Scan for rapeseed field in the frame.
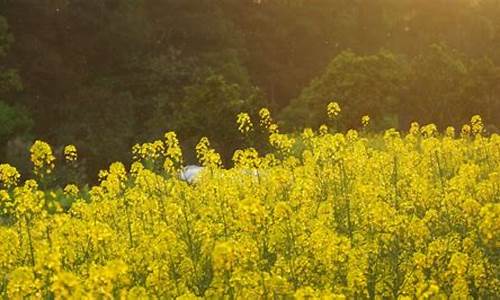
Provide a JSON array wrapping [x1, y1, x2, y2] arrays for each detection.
[[0, 105, 498, 299]]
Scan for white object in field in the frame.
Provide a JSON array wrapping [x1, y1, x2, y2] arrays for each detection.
[[179, 165, 264, 184], [180, 165, 204, 183]]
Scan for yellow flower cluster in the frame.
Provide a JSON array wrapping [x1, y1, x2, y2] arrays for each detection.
[[421, 123, 438, 138], [361, 115, 370, 127], [327, 101, 341, 120], [0, 111, 498, 299], [29, 140, 55, 177], [259, 108, 279, 134], [236, 112, 253, 134], [131, 132, 183, 174], [319, 124, 328, 135], [164, 131, 183, 173], [196, 137, 222, 168], [0, 163, 20, 189], [132, 140, 165, 162], [232, 148, 260, 169], [446, 126, 456, 138], [63, 144, 78, 162], [461, 124, 472, 138], [63, 184, 79, 197], [471, 115, 484, 135], [259, 108, 272, 128], [269, 132, 296, 155]]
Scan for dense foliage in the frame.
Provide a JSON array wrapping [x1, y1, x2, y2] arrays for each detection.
[[0, 104, 498, 298], [0, 0, 500, 175], [1, 2, 498, 297]]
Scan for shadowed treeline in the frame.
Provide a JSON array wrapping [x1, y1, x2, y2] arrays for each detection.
[[0, 0, 499, 178]]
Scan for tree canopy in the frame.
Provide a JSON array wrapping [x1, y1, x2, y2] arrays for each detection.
[[0, 0, 499, 176]]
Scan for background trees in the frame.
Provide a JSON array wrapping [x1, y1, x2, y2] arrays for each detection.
[[0, 0, 499, 176], [0, 16, 31, 161], [283, 50, 406, 130]]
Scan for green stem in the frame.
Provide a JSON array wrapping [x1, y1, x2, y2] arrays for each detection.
[[125, 204, 134, 248], [25, 216, 36, 267], [340, 160, 353, 240], [392, 155, 399, 210]]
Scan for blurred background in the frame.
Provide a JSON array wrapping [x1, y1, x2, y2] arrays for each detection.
[[0, 0, 499, 179]]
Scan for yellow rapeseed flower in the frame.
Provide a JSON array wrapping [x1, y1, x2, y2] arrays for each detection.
[[327, 101, 341, 120], [30, 140, 55, 177], [63, 144, 78, 162], [236, 112, 253, 134], [361, 115, 370, 127], [0, 164, 20, 189]]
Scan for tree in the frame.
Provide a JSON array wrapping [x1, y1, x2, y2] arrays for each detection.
[[221, 0, 340, 109], [58, 85, 136, 179], [2, 0, 257, 174], [0, 16, 31, 160], [402, 44, 468, 127], [462, 57, 500, 129], [0, 102, 32, 148], [170, 74, 263, 164], [0, 16, 22, 102], [1, 0, 499, 175], [283, 50, 406, 130]]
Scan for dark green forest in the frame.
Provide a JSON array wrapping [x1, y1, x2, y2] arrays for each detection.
[[0, 0, 499, 178]]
